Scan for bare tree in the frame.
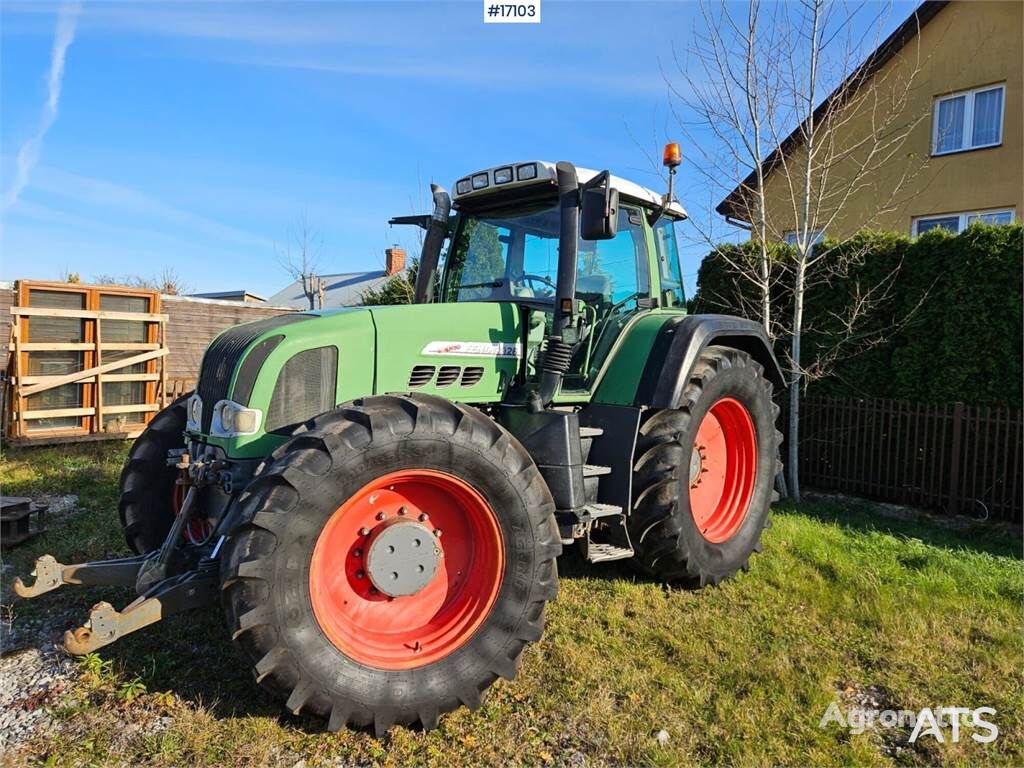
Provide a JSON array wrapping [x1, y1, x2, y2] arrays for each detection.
[[667, 0, 790, 337], [277, 214, 326, 310], [91, 267, 192, 295], [675, 0, 931, 500]]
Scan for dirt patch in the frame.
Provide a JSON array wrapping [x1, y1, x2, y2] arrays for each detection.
[[833, 682, 941, 764], [0, 495, 82, 752]]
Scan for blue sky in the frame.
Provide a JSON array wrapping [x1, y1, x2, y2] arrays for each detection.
[[1, 1, 914, 298]]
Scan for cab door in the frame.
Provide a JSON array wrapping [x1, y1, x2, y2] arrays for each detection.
[[561, 204, 653, 392]]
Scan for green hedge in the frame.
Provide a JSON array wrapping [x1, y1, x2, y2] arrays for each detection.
[[690, 224, 1023, 407]]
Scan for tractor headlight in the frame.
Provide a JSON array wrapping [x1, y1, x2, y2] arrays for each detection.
[[186, 393, 203, 431], [471, 173, 489, 190], [456, 178, 471, 195], [516, 163, 537, 181], [211, 400, 262, 437], [494, 166, 513, 184]]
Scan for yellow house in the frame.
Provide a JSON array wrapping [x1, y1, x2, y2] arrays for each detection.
[[716, 0, 1022, 241]]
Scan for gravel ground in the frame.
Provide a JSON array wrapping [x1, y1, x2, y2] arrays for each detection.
[[0, 495, 81, 753]]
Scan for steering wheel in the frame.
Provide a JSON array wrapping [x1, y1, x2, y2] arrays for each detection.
[[520, 273, 557, 294]]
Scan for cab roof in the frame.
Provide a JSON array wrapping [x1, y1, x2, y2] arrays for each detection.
[[453, 161, 688, 220]]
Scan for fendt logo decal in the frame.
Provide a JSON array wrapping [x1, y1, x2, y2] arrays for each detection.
[[421, 341, 522, 358]]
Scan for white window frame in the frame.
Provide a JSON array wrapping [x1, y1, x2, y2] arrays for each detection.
[[931, 83, 1006, 156], [782, 229, 824, 247], [911, 208, 1016, 236]]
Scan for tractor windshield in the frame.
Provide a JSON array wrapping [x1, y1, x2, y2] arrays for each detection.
[[441, 201, 650, 310]]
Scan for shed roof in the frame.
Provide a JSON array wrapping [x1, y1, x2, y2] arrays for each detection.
[[267, 270, 404, 309]]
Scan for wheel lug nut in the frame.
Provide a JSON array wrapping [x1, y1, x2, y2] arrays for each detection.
[[434, 529, 443, 538], [418, 512, 429, 522], [355, 570, 365, 579], [376, 511, 386, 521], [398, 506, 407, 516], [369, 586, 378, 594], [353, 548, 362, 558], [359, 527, 370, 536]]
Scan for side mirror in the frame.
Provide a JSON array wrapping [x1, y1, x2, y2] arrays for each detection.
[[580, 186, 619, 240]]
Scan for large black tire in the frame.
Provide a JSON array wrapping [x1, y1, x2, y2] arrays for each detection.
[[220, 393, 560, 735], [628, 346, 781, 585], [118, 394, 190, 554]]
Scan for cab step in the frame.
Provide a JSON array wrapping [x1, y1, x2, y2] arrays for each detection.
[[586, 542, 635, 563], [579, 426, 603, 464], [585, 502, 622, 519], [555, 503, 623, 544]]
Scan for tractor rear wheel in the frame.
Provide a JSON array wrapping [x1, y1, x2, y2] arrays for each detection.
[[118, 394, 191, 554], [220, 393, 560, 735], [628, 346, 781, 585]]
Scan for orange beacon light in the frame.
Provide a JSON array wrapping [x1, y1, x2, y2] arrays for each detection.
[[663, 142, 682, 168]]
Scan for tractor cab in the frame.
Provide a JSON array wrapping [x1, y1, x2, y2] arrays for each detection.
[[401, 155, 689, 396]]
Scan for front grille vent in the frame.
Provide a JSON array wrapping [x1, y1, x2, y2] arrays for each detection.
[[196, 313, 309, 431], [265, 346, 338, 433], [408, 365, 436, 388], [436, 366, 461, 387], [460, 366, 484, 387]]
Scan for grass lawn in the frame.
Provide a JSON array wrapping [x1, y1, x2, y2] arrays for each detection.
[[1, 441, 1021, 767]]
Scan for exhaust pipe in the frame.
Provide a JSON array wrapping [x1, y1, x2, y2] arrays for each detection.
[[414, 184, 452, 304], [533, 161, 579, 410]]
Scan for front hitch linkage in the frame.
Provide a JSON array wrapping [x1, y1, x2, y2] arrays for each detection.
[[13, 453, 223, 654]]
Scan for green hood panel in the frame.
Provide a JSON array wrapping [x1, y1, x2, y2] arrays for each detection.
[[195, 302, 522, 458], [367, 302, 522, 397]]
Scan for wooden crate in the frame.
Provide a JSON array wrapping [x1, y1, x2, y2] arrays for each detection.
[[4, 280, 170, 445]]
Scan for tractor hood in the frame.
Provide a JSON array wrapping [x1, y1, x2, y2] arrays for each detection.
[[189, 302, 525, 459]]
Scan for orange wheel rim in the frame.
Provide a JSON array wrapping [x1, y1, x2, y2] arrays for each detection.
[[688, 397, 758, 543], [308, 469, 504, 670]]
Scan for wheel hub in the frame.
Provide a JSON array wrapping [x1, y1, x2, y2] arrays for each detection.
[[689, 445, 705, 487], [364, 519, 442, 597]]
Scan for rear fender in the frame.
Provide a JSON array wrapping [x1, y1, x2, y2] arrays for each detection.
[[634, 314, 784, 408]]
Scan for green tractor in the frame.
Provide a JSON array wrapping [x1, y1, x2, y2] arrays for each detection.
[[16, 147, 783, 735]]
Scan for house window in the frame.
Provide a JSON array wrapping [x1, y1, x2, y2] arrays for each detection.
[[782, 229, 824, 247], [932, 84, 1005, 155], [912, 208, 1015, 236]]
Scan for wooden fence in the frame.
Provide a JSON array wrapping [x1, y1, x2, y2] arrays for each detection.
[[798, 396, 1023, 522]]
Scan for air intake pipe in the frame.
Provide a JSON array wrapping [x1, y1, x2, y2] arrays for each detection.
[[532, 161, 579, 410], [414, 184, 452, 304]]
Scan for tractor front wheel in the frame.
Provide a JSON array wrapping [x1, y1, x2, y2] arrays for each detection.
[[118, 394, 191, 554], [628, 346, 781, 585], [220, 394, 559, 735]]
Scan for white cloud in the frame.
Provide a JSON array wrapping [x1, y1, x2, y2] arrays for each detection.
[[2, 2, 81, 210], [25, 166, 275, 252], [2, 1, 402, 47], [222, 53, 669, 95]]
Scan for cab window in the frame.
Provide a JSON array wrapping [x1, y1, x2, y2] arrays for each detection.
[[653, 218, 685, 307], [442, 201, 651, 307], [576, 206, 649, 309]]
